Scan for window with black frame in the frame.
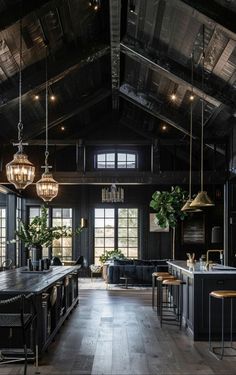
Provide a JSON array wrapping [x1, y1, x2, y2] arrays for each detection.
[[95, 152, 137, 169], [94, 207, 139, 264], [0, 208, 6, 265]]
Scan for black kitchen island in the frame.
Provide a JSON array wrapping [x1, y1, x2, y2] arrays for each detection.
[[168, 260, 236, 341], [0, 266, 80, 357]]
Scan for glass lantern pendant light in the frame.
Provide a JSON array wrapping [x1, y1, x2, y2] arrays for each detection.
[[190, 25, 214, 209], [6, 19, 35, 189], [36, 46, 58, 202]]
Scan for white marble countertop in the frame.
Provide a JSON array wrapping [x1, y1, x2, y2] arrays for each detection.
[[167, 260, 236, 275]]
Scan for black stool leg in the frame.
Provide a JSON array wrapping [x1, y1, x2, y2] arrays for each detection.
[[231, 298, 233, 349], [221, 298, 224, 360], [209, 295, 212, 352], [152, 275, 155, 309]]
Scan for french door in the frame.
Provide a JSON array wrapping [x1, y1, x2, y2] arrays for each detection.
[[94, 207, 139, 264]]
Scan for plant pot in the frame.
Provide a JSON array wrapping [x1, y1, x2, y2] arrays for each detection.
[[29, 245, 42, 271]]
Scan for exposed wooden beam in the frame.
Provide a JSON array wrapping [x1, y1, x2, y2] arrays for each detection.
[[0, 170, 226, 185]]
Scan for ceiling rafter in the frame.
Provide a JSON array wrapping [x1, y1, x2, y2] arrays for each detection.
[[109, 0, 121, 110]]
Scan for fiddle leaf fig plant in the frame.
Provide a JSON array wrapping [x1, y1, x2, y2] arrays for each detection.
[[150, 186, 188, 228], [9, 206, 83, 248]]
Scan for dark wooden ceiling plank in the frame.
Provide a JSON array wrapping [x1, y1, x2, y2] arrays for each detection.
[[25, 88, 111, 140], [0, 0, 64, 32], [178, 0, 236, 36], [0, 44, 110, 113], [119, 84, 194, 138], [121, 41, 229, 108]]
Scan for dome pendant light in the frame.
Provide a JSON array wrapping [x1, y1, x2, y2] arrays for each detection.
[[190, 26, 214, 209], [36, 46, 58, 202], [181, 54, 201, 212], [6, 19, 35, 189]]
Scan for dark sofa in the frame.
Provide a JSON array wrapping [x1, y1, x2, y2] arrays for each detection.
[[107, 259, 168, 285]]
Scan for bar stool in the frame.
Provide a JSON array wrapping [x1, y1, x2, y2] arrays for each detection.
[[160, 279, 185, 328], [209, 290, 236, 360], [152, 272, 170, 308], [156, 275, 177, 316]]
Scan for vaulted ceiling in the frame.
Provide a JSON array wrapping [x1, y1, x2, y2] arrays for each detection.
[[0, 0, 235, 182]]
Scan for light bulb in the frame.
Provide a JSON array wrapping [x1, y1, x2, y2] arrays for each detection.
[[170, 93, 176, 101]]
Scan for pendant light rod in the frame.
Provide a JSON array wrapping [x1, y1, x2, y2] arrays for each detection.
[[200, 24, 205, 192], [189, 53, 193, 199], [45, 45, 49, 171], [5, 14, 35, 190]]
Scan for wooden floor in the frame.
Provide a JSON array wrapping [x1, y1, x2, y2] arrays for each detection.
[[2, 288, 236, 375]]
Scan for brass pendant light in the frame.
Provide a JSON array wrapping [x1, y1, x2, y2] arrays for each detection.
[[36, 46, 59, 202], [6, 19, 35, 190], [181, 54, 201, 212], [190, 25, 214, 209]]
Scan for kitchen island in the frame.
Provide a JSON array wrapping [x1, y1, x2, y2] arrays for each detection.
[[167, 260, 236, 340], [0, 266, 80, 356]]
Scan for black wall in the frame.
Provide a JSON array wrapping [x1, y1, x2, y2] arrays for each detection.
[[21, 183, 224, 266]]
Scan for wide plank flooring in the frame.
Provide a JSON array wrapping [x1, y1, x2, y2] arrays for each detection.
[[2, 288, 236, 375]]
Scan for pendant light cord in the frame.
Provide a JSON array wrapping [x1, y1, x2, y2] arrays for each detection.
[[18, 18, 23, 152], [45, 45, 49, 171], [189, 55, 193, 199], [201, 25, 205, 191]]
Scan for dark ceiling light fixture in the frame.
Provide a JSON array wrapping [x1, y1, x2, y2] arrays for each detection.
[[49, 86, 56, 102], [129, 0, 135, 13], [36, 46, 59, 202], [89, 0, 101, 11], [170, 92, 177, 101], [181, 53, 201, 213], [6, 18, 35, 190], [190, 25, 214, 209]]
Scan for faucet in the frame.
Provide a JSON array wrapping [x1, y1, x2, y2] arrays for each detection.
[[206, 249, 224, 264]]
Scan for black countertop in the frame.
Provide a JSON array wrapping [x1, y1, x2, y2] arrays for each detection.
[[0, 266, 80, 294]]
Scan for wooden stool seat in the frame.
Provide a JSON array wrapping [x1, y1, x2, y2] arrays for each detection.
[[152, 272, 170, 277], [210, 290, 236, 299], [157, 275, 176, 282], [163, 279, 184, 286]]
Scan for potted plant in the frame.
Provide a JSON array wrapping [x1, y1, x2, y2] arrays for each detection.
[[150, 186, 188, 259], [9, 206, 83, 269], [99, 249, 126, 264]]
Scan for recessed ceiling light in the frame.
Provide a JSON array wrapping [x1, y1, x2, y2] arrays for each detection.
[[60, 126, 65, 131], [162, 125, 167, 131], [170, 93, 176, 101], [189, 94, 194, 101], [50, 95, 56, 101], [34, 94, 40, 100]]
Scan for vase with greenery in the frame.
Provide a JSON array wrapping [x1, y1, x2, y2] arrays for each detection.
[[99, 249, 126, 264], [150, 186, 188, 259], [9, 206, 83, 267]]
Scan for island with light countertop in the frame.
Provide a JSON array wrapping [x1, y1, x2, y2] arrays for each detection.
[[167, 260, 236, 340]]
